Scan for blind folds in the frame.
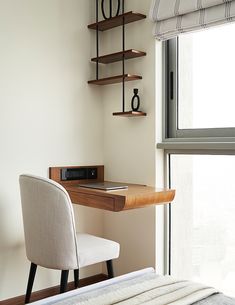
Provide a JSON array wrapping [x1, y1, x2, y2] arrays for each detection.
[[149, 0, 235, 40]]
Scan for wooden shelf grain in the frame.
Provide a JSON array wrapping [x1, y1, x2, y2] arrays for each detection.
[[66, 183, 175, 212], [91, 49, 146, 64], [113, 111, 147, 117], [88, 74, 142, 85], [88, 11, 146, 31]]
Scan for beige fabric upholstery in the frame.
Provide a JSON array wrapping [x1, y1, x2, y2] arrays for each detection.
[[19, 174, 120, 270], [77, 233, 119, 268]]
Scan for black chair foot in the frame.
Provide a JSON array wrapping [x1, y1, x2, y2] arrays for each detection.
[[60, 270, 69, 293], [106, 260, 114, 278], [25, 262, 37, 304], [74, 269, 79, 288]]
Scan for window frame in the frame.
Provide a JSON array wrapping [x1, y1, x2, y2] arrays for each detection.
[[164, 36, 235, 143], [159, 28, 235, 276]]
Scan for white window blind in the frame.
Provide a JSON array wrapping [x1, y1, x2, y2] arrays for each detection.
[[149, 0, 235, 40]]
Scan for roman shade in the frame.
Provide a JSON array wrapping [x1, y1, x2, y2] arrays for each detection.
[[149, 0, 235, 40]]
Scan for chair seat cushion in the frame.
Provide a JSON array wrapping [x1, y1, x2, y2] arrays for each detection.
[[76, 233, 120, 268]]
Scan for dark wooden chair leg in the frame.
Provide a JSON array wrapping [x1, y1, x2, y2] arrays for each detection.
[[60, 270, 69, 293], [106, 260, 114, 278], [25, 262, 37, 304], [74, 269, 79, 288]]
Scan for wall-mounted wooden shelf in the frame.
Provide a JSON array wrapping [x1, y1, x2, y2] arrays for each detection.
[[88, 11, 146, 31], [91, 49, 146, 64], [88, 74, 142, 85], [113, 111, 147, 117], [88, 3, 146, 117]]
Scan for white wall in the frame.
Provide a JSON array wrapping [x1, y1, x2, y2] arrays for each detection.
[[0, 0, 104, 300], [0, 0, 162, 300], [102, 0, 159, 275]]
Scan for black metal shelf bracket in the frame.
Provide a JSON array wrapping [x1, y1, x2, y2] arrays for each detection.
[[94, 0, 127, 111], [96, 0, 99, 80], [122, 0, 125, 112]]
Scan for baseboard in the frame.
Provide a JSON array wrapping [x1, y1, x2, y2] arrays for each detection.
[[1, 273, 108, 305]]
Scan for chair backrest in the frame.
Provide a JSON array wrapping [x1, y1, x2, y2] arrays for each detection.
[[19, 174, 79, 270]]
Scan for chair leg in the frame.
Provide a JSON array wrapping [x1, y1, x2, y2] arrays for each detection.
[[25, 262, 37, 304], [106, 260, 114, 278], [60, 270, 69, 293], [74, 269, 79, 288]]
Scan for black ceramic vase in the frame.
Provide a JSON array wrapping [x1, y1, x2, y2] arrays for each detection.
[[131, 89, 140, 111]]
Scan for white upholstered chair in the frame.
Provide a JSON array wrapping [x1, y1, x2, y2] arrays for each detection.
[[19, 174, 120, 304]]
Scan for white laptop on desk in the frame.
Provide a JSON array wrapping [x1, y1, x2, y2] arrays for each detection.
[[78, 182, 128, 191]]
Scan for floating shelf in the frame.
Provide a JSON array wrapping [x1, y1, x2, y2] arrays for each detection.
[[91, 49, 146, 64], [88, 4, 146, 117], [113, 111, 147, 117], [88, 74, 142, 85], [88, 11, 146, 31]]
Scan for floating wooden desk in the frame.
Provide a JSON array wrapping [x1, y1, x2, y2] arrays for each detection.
[[64, 183, 174, 212], [49, 166, 175, 212]]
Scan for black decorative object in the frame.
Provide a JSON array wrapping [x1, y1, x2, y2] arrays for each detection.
[[101, 0, 121, 20], [131, 89, 140, 111]]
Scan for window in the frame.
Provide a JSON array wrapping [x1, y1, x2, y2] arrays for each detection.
[[162, 24, 235, 298], [166, 24, 235, 139], [170, 154, 235, 297]]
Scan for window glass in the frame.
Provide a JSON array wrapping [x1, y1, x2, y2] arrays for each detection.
[[171, 154, 235, 297], [178, 24, 235, 130]]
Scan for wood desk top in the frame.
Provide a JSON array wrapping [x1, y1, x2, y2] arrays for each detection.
[[65, 183, 175, 212], [49, 166, 175, 212]]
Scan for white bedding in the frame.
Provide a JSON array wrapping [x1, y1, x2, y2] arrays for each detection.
[[33, 268, 218, 305]]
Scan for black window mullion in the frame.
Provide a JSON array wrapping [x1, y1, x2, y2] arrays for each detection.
[[165, 39, 178, 139]]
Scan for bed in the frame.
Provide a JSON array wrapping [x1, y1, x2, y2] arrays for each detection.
[[32, 268, 235, 305]]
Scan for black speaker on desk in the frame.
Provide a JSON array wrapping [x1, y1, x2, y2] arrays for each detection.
[[61, 167, 97, 181]]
